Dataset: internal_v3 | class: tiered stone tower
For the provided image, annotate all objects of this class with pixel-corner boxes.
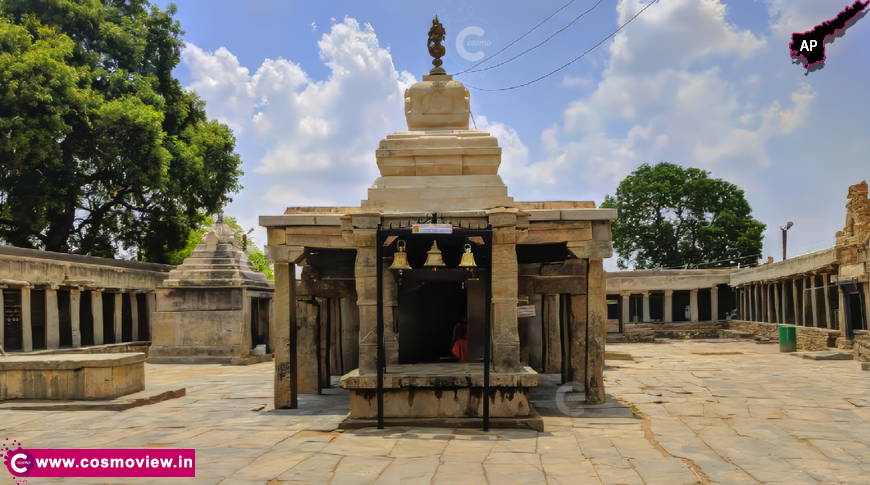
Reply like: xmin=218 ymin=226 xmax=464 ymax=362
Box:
xmin=150 ymin=221 xmax=274 ymax=364
xmin=361 ymin=75 xmax=514 ymax=212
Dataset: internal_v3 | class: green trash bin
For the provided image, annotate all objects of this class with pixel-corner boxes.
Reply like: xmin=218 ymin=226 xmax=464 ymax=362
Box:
xmin=779 ymin=325 xmax=797 ymax=352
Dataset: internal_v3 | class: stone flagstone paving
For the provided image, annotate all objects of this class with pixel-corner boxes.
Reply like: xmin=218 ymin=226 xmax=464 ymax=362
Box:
xmin=2 ymin=339 xmax=870 ymax=484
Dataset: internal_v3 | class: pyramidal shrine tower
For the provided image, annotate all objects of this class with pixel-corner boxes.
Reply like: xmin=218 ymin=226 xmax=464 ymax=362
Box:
xmin=261 ymin=17 xmax=616 ymax=426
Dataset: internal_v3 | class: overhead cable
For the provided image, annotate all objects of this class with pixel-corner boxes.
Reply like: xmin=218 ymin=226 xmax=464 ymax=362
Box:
xmin=451 ymin=0 xmax=580 ymax=76
xmin=464 ymin=0 xmax=658 ymax=91
xmin=457 ymin=0 xmax=608 ymax=75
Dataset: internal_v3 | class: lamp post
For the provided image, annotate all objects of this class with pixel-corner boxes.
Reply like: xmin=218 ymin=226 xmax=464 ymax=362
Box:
xmin=780 ymin=221 xmax=794 ymax=261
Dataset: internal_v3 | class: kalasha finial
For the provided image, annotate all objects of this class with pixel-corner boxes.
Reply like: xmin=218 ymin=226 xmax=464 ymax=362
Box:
xmin=428 ymin=16 xmax=447 ymax=75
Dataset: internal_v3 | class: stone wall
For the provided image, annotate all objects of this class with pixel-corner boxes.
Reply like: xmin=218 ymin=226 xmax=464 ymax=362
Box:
xmin=796 ymin=327 xmax=839 ymax=351
xmin=728 ymin=320 xmax=839 ymax=351
xmin=0 ymin=245 xmax=171 ymax=290
xmin=621 ymin=322 xmax=725 ymax=342
xmin=853 ymin=333 xmax=870 ymax=360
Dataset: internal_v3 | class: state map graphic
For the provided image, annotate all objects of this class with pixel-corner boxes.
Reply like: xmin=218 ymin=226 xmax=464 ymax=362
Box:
xmin=789 ymin=0 xmax=869 ymax=68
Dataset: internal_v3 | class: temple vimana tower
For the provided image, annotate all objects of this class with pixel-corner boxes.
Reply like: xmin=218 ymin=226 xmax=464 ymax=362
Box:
xmin=261 ymin=17 xmax=616 ymax=427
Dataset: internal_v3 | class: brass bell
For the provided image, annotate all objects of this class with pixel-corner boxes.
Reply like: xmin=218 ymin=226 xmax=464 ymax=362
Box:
xmin=423 ymin=241 xmax=445 ymax=267
xmin=390 ymin=240 xmax=412 ymax=270
xmin=459 ymin=244 xmax=477 ymax=268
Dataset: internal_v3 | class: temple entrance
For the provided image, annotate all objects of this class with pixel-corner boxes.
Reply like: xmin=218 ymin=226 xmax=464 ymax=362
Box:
xmin=397 ymin=282 xmax=463 ymax=363
xmin=396 ymin=278 xmax=486 ymax=364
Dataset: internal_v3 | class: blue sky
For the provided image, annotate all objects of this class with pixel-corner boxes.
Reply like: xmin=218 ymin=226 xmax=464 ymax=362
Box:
xmin=153 ymin=0 xmax=870 ymax=270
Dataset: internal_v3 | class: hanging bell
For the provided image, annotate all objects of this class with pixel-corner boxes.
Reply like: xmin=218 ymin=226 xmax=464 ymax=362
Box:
xmin=423 ymin=241 xmax=446 ymax=267
xmin=389 ymin=240 xmax=412 ymax=270
xmin=459 ymin=244 xmax=477 ymax=268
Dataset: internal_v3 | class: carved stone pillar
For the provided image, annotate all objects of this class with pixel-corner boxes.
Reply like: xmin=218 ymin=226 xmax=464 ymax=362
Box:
xmin=268 ymin=244 xmax=305 ymax=409
xmin=92 ymin=290 xmax=103 ymax=345
xmin=130 ymin=293 xmax=139 ymax=341
xmin=664 ymin=290 xmax=673 ymax=323
xmin=641 ymin=291 xmax=650 ymax=323
xmin=621 ymin=293 xmax=631 ymax=326
xmin=70 ymin=289 xmax=81 ymax=348
xmin=710 ymin=286 xmax=719 ymax=322
xmin=690 ymin=289 xmax=699 ymax=323
xmin=488 ymin=209 xmax=522 ymax=373
xmin=22 ymin=286 xmax=32 ymax=351
xmin=114 ymin=293 xmax=122 ymax=343
xmin=46 ymin=286 xmax=60 ymax=349
xmin=543 ymin=294 xmax=561 ymax=374
xmin=585 ymin=259 xmax=606 ymax=404
xmin=382 ymin=261 xmax=400 ymax=365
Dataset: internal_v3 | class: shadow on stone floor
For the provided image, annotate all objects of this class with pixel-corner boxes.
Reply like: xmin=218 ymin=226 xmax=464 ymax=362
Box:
xmin=266 ymin=379 xmax=351 ymax=416
xmin=530 ymin=373 xmax=638 ymax=419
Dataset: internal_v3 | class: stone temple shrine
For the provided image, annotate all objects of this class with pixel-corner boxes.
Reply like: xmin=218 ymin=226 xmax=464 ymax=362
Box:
xmin=261 ymin=19 xmax=616 ymax=427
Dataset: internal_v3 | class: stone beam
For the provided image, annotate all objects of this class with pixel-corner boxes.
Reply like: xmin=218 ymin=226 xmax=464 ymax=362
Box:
xmin=567 ymin=240 xmax=612 ymax=259
xmin=729 ymin=247 xmax=837 ymax=287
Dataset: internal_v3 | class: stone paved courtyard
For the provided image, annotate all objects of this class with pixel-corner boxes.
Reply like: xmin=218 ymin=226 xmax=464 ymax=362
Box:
xmin=2 ymin=339 xmax=870 ymax=484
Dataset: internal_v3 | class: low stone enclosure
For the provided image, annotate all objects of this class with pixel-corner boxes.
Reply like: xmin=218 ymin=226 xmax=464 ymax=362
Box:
xmin=0 ymin=245 xmax=171 ymax=352
xmin=0 ymin=353 xmax=145 ymax=400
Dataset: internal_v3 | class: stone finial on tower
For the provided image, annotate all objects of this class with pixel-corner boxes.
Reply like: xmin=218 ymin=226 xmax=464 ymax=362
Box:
xmin=428 ymin=16 xmax=447 ymax=75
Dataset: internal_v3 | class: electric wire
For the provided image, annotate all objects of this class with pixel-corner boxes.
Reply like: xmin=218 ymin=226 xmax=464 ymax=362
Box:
xmin=647 ymin=253 xmax=763 ymax=271
xmin=450 ymin=0 xmax=579 ymax=76
xmin=457 ymin=0 xmax=608 ymax=75
xmin=464 ymin=0 xmax=658 ymax=91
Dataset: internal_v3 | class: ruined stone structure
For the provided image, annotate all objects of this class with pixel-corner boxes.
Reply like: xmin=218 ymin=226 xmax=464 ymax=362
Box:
xmin=0 ymin=245 xmax=171 ymax=352
xmin=727 ymin=181 xmax=870 ymax=355
xmin=262 ymin=73 xmax=615 ymax=422
xmin=149 ymin=222 xmax=274 ymax=364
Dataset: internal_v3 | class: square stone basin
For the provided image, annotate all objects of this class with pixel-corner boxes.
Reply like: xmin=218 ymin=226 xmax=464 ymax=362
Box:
xmin=0 ymin=352 xmax=146 ymax=400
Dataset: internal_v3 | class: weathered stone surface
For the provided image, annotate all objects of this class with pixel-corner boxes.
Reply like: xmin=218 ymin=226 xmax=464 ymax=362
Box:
xmin=794 ymin=351 xmax=853 ymax=360
xmin=297 ymin=298 xmax=321 ymax=394
xmin=586 ymin=259 xmax=606 ymax=404
xmin=347 ymin=387 xmax=531 ymax=418
xmin=0 ymin=245 xmax=171 ymax=291
xmin=0 ymin=353 xmax=145 ymax=400
xmin=567 ymin=240 xmax=613 ymax=259
xmin=274 ymin=262 xmax=297 ymax=409
xmin=543 ymin=295 xmax=562 ymax=374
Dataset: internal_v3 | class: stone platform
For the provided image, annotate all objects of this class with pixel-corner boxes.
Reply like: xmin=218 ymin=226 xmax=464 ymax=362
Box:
xmin=340 ymin=363 xmax=539 ymax=423
xmin=0 ymin=352 xmax=145 ymax=400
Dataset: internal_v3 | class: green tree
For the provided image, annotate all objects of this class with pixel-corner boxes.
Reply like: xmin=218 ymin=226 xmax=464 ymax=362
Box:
xmin=0 ymin=0 xmax=243 ymax=262
xmin=601 ymin=162 xmax=765 ymax=270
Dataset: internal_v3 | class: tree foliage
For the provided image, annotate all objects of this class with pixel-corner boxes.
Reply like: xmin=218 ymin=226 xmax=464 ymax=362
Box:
xmin=601 ymin=162 xmax=765 ymax=270
xmin=0 ymin=0 xmax=243 ymax=262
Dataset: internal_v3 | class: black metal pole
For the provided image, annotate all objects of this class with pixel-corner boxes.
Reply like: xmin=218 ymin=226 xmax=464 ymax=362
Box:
xmin=483 ymin=230 xmax=492 ymax=431
xmin=376 ymin=229 xmax=385 ymax=429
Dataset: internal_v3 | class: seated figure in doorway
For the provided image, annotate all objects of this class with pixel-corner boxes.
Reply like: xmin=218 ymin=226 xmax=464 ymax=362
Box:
xmin=451 ymin=318 xmax=468 ymax=362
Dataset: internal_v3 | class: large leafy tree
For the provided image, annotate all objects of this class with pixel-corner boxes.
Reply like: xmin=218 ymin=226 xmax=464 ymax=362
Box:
xmin=0 ymin=0 xmax=243 ymax=261
xmin=601 ymin=162 xmax=765 ymax=270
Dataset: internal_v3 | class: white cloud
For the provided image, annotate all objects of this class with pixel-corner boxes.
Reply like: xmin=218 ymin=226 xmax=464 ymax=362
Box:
xmin=182 ymin=18 xmax=416 ymax=217
xmin=500 ymin=0 xmax=815 ymax=203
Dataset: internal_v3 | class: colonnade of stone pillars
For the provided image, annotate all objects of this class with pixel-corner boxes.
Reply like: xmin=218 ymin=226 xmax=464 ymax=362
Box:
xmin=737 ymin=276 xmax=847 ymax=328
xmin=0 ymin=285 xmax=152 ymax=352
xmin=619 ymin=287 xmax=722 ymax=325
